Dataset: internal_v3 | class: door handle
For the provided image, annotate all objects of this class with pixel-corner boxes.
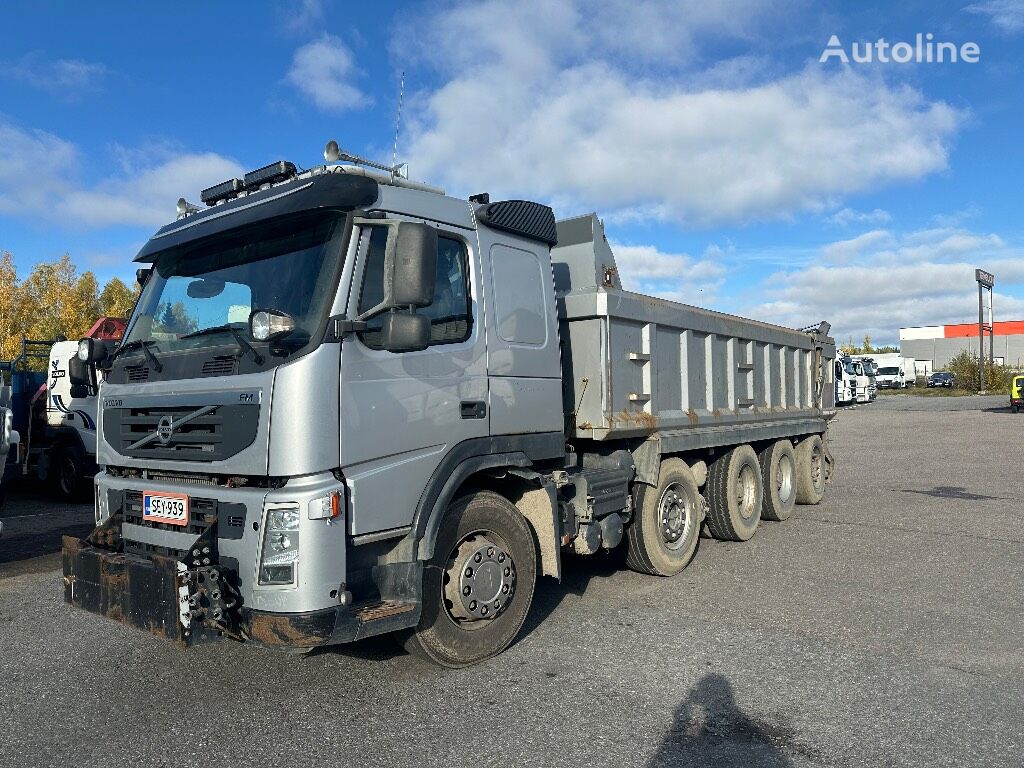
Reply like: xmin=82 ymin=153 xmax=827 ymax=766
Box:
xmin=460 ymin=401 xmax=487 ymax=419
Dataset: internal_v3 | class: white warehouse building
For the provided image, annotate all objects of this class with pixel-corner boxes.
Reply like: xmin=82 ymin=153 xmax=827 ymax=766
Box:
xmin=899 ymin=321 xmax=1024 ymax=371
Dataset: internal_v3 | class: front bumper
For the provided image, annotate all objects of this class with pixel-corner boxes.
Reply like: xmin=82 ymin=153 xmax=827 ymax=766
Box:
xmin=61 ymin=531 xmax=422 ymax=649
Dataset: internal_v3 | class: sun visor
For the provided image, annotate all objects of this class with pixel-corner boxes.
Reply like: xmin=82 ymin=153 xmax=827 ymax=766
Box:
xmin=134 ymin=173 xmax=379 ymax=262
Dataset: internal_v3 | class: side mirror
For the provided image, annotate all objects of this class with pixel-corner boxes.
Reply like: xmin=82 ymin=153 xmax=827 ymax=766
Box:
xmin=68 ymin=356 xmax=92 ymax=387
xmin=69 ymin=383 xmax=90 ymax=399
xmin=380 ymin=312 xmax=430 ymax=353
xmin=359 ymin=221 xmax=437 ymax=319
xmin=137 ymin=268 xmax=153 ymax=288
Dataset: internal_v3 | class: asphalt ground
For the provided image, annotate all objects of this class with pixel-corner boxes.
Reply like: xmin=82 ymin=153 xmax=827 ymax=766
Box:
xmin=0 ymin=394 xmax=1020 ymax=767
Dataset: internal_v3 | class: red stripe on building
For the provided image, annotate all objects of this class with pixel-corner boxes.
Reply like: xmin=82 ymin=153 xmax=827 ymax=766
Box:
xmin=943 ymin=320 xmax=1024 ymax=338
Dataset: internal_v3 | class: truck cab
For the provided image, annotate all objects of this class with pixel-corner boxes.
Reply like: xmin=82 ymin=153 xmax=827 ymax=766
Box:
xmin=835 ymin=358 xmax=858 ymax=404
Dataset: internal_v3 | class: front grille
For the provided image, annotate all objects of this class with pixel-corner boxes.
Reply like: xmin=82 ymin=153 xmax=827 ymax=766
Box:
xmin=126 ymin=366 xmax=150 ymax=382
xmin=202 ymin=357 xmax=237 ymax=377
xmin=103 ymin=403 xmax=259 ymax=462
xmin=119 ymin=490 xmax=246 ymax=557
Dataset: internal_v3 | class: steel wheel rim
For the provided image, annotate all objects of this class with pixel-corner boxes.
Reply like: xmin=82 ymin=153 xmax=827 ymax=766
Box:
xmin=441 ymin=530 xmax=516 ymax=630
xmin=810 ymin=445 xmax=823 ymax=489
xmin=659 ymin=482 xmax=694 ymax=551
xmin=777 ymin=454 xmax=794 ymax=503
xmin=737 ymin=464 xmax=757 ymax=519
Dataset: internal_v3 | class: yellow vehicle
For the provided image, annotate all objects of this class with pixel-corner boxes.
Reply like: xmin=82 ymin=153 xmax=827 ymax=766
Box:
xmin=1012 ymin=375 xmax=1024 ymax=414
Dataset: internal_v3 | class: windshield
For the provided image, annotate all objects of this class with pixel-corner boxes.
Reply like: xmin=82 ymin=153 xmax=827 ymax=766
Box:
xmin=123 ymin=211 xmax=346 ymax=356
xmin=853 ymin=362 xmax=864 ymax=375
xmin=878 ymin=367 xmax=900 ymax=375
xmin=842 ymin=361 xmax=857 ymax=376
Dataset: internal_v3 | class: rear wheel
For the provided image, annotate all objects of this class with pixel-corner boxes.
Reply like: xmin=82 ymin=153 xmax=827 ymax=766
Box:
xmin=1012 ymin=405 xmax=1020 ymax=414
xmin=758 ymin=440 xmax=797 ymax=522
xmin=401 ymin=491 xmax=536 ymax=668
xmin=795 ymin=435 xmax=826 ymax=505
xmin=626 ymin=458 xmax=701 ymax=576
xmin=704 ymin=445 xmax=762 ymax=541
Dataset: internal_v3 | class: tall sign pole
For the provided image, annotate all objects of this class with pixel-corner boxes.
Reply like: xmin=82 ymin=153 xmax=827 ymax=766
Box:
xmin=975 ymin=268 xmax=995 ymax=392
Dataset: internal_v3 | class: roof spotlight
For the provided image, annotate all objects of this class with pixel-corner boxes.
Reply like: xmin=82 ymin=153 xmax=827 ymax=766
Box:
xmin=324 ymin=140 xmax=342 ymax=163
xmin=176 ymin=198 xmax=200 ymax=218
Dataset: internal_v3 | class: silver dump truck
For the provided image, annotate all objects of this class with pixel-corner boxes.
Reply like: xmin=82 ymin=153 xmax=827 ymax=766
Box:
xmin=64 ymin=144 xmax=836 ymax=667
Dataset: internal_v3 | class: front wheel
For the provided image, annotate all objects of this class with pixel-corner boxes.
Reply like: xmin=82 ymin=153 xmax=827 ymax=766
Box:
xmin=401 ymin=491 xmax=537 ymax=668
xmin=53 ymin=445 xmax=88 ymax=502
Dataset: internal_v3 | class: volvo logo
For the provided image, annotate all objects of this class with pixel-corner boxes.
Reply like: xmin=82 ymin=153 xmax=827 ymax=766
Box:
xmin=156 ymin=415 xmax=175 ymax=445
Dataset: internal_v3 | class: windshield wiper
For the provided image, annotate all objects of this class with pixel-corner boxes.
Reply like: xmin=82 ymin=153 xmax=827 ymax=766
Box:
xmin=110 ymin=339 xmax=163 ymax=372
xmin=180 ymin=325 xmax=264 ymax=365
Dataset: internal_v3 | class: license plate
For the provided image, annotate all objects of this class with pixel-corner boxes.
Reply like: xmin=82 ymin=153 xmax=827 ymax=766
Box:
xmin=143 ymin=491 xmax=189 ymax=526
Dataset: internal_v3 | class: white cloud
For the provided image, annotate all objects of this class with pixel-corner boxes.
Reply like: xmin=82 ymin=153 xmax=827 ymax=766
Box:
xmin=401 ymin=0 xmax=964 ymax=228
xmin=966 ymin=0 xmax=1024 ymax=33
xmin=281 ymin=0 xmax=324 ymax=34
xmin=612 ymin=242 xmax=728 ymax=304
xmin=0 ymin=119 xmax=244 ymax=229
xmin=746 ymin=226 xmax=1023 ymax=345
xmin=0 ymin=54 xmax=107 ymax=99
xmin=287 ymin=35 xmax=368 ymax=111
xmin=828 ymin=207 xmax=892 ymax=226
xmin=821 ymin=230 xmax=895 ymax=263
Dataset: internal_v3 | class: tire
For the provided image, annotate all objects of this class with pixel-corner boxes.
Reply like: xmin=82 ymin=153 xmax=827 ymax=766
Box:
xmin=52 ymin=445 xmax=87 ymax=502
xmin=758 ymin=440 xmax=797 ymax=522
xmin=704 ymin=445 xmax=762 ymax=541
xmin=400 ymin=490 xmax=536 ymax=668
xmin=625 ymin=458 xmax=701 ymax=576
xmin=1012 ymin=405 xmax=1019 ymax=414
xmin=795 ymin=435 xmax=826 ymax=505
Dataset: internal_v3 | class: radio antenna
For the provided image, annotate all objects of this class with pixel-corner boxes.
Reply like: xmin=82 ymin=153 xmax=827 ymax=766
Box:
xmin=392 ymin=71 xmax=405 ymax=179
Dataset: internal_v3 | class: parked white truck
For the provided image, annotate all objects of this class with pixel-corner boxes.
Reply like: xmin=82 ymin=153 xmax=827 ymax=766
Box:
xmin=1 ymin=337 xmax=104 ymax=500
xmin=868 ymin=353 xmax=916 ymax=389
xmin=64 ymin=145 xmax=837 ymax=666
xmin=834 ymin=357 xmax=859 ymax=405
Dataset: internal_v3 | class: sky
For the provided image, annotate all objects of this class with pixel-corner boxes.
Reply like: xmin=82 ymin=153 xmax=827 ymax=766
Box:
xmin=1 ymin=0 xmax=1023 ymax=347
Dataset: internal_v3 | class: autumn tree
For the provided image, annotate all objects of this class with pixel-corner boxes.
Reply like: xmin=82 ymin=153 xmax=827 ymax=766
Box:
xmin=1 ymin=252 xmax=138 ymax=369
xmin=99 ymin=277 xmax=137 ymax=318
xmin=0 ymin=252 xmax=26 ymax=361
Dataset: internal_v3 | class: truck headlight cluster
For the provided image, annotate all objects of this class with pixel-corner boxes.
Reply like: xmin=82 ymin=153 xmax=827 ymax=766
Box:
xmin=259 ymin=506 xmax=300 ymax=585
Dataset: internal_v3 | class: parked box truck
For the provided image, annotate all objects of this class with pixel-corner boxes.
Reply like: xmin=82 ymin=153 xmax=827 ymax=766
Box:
xmin=64 ymin=147 xmax=836 ymax=666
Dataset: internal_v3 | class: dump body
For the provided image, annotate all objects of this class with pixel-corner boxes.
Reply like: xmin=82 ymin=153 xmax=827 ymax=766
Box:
xmin=554 ymin=215 xmax=836 ymax=451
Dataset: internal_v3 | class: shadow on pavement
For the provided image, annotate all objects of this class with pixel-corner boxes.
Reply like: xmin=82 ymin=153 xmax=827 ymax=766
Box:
xmin=647 ymin=674 xmax=800 ymax=767
xmin=900 ymin=485 xmax=1001 ymax=501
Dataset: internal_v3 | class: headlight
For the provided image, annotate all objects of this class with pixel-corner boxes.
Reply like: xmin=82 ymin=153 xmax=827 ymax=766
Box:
xmin=259 ymin=506 xmax=300 ymax=585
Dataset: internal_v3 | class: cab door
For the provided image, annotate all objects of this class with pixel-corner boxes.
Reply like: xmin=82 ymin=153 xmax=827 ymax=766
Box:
xmin=338 ymin=221 xmax=487 ymax=535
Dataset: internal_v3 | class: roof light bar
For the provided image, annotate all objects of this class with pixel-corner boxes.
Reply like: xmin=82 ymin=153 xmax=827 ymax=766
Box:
xmin=200 ymin=178 xmax=243 ymax=206
xmin=243 ymin=160 xmax=297 ymax=190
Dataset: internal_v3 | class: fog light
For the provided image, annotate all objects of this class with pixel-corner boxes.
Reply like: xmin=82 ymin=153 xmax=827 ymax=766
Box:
xmin=259 ymin=506 xmax=300 ymax=585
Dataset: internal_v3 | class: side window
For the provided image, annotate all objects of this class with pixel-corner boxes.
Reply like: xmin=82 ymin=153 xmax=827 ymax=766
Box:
xmin=357 ymin=227 xmax=472 ymax=350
